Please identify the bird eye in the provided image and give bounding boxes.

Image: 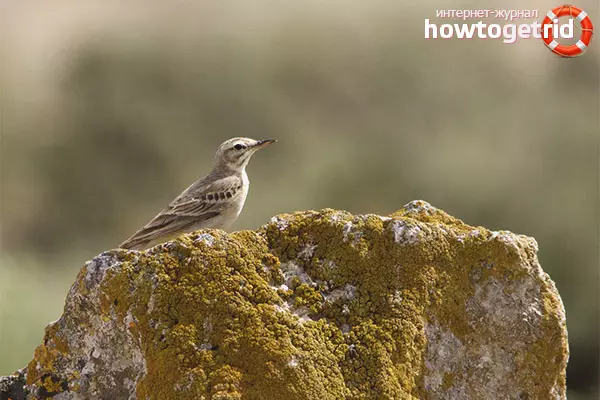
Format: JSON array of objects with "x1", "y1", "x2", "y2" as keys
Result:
[{"x1": 234, "y1": 144, "x2": 246, "y2": 150}]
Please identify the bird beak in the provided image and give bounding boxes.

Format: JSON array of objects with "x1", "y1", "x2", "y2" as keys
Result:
[{"x1": 255, "y1": 139, "x2": 276, "y2": 148}]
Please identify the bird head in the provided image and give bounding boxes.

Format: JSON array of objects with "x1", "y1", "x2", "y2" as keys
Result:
[{"x1": 214, "y1": 137, "x2": 276, "y2": 171}]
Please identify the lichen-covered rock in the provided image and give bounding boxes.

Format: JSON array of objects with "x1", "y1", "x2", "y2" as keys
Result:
[{"x1": 2, "y1": 201, "x2": 568, "y2": 399}]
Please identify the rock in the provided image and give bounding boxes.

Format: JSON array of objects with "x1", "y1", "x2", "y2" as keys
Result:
[
  {"x1": 0, "y1": 369, "x2": 27, "y2": 400},
  {"x1": 1, "y1": 201, "x2": 568, "y2": 399}
]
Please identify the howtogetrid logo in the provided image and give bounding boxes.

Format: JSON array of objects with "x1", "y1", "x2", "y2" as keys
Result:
[{"x1": 425, "y1": 4, "x2": 594, "y2": 58}]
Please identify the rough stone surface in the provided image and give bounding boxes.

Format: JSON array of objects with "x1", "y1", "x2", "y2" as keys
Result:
[
  {"x1": 1, "y1": 201, "x2": 568, "y2": 399},
  {"x1": 0, "y1": 369, "x2": 27, "y2": 400}
]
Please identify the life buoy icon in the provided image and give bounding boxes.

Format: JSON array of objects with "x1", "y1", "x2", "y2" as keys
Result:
[{"x1": 542, "y1": 5, "x2": 593, "y2": 57}]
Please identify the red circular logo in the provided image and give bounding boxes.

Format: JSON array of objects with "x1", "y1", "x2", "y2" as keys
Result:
[{"x1": 542, "y1": 5, "x2": 593, "y2": 57}]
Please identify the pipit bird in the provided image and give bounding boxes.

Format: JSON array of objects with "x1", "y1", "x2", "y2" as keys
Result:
[{"x1": 119, "y1": 137, "x2": 276, "y2": 250}]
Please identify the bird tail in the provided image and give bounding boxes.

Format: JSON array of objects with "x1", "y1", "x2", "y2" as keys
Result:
[
  {"x1": 119, "y1": 235, "x2": 151, "y2": 251},
  {"x1": 119, "y1": 213, "x2": 202, "y2": 250}
]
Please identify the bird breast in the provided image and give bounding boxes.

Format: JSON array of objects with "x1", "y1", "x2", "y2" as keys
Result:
[
  {"x1": 217, "y1": 170, "x2": 249, "y2": 229},
  {"x1": 236, "y1": 170, "x2": 250, "y2": 215}
]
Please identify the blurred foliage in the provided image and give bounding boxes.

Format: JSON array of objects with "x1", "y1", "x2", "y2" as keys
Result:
[{"x1": 0, "y1": 1, "x2": 598, "y2": 398}]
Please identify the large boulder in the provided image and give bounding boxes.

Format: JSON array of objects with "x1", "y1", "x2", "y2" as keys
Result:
[{"x1": 2, "y1": 201, "x2": 568, "y2": 399}]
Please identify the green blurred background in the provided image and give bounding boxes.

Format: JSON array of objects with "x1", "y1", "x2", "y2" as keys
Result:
[{"x1": 0, "y1": 0, "x2": 598, "y2": 397}]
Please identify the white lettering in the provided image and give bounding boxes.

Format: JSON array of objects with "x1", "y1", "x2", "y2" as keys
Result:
[
  {"x1": 454, "y1": 23, "x2": 477, "y2": 39},
  {"x1": 440, "y1": 24, "x2": 453, "y2": 39},
  {"x1": 488, "y1": 24, "x2": 502, "y2": 38},
  {"x1": 503, "y1": 24, "x2": 517, "y2": 43},
  {"x1": 425, "y1": 19, "x2": 438, "y2": 39},
  {"x1": 543, "y1": 22, "x2": 553, "y2": 39},
  {"x1": 531, "y1": 21, "x2": 542, "y2": 39},
  {"x1": 475, "y1": 21, "x2": 487, "y2": 38},
  {"x1": 560, "y1": 18, "x2": 574, "y2": 39},
  {"x1": 518, "y1": 24, "x2": 531, "y2": 39},
  {"x1": 424, "y1": 13, "x2": 569, "y2": 44}
]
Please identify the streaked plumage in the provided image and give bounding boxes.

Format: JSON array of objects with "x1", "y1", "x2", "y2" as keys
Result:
[{"x1": 119, "y1": 137, "x2": 275, "y2": 250}]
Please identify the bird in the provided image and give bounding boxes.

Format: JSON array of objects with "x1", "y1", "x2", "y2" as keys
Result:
[{"x1": 119, "y1": 137, "x2": 276, "y2": 250}]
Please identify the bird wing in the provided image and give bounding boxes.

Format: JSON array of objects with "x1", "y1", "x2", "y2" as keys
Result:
[
  {"x1": 119, "y1": 175, "x2": 244, "y2": 249},
  {"x1": 165, "y1": 174, "x2": 244, "y2": 217}
]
